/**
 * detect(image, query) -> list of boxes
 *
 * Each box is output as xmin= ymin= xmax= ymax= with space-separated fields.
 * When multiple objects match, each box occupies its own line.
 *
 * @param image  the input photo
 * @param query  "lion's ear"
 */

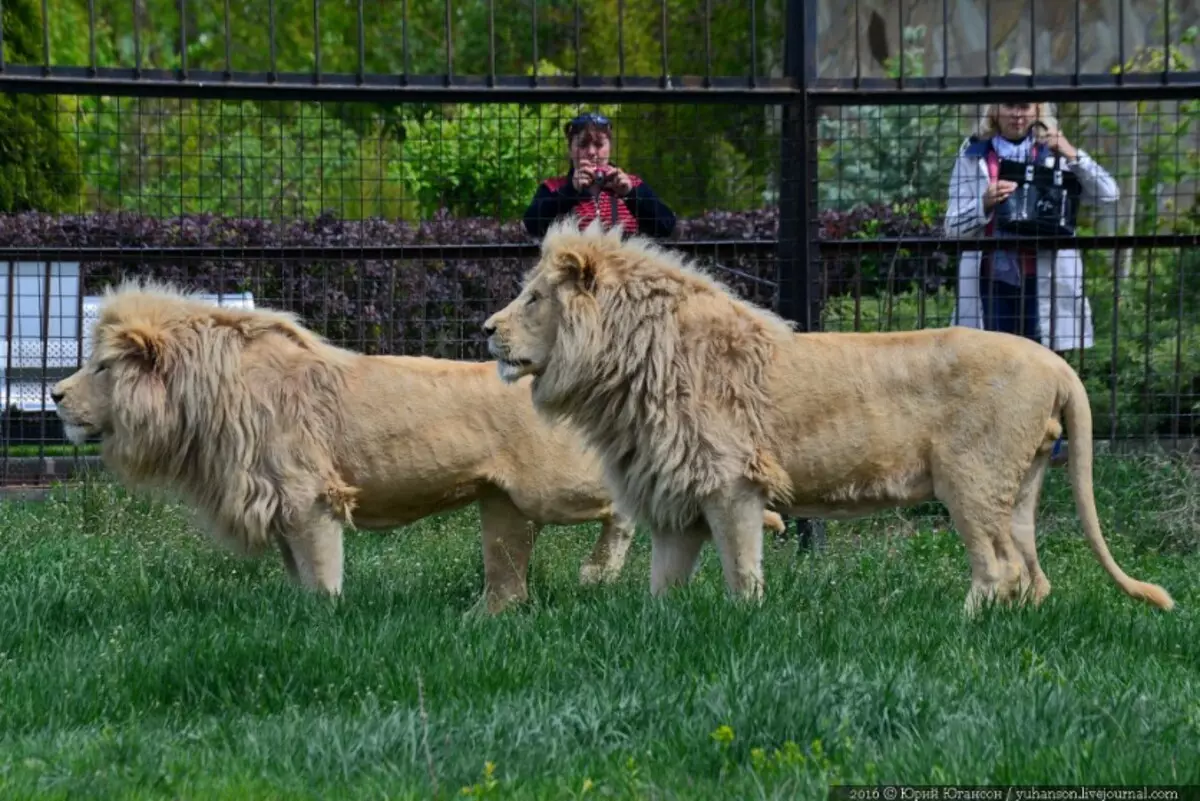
xmin=555 ymin=249 xmax=597 ymax=293
xmin=114 ymin=325 xmax=168 ymax=370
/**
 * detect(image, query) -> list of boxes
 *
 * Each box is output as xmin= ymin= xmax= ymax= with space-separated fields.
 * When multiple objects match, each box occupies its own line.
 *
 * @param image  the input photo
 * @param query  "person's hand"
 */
xmin=606 ymin=167 xmax=634 ymax=197
xmin=983 ymin=179 xmax=1018 ymax=212
xmin=1036 ymin=124 xmax=1079 ymax=161
xmin=572 ymin=165 xmax=597 ymax=192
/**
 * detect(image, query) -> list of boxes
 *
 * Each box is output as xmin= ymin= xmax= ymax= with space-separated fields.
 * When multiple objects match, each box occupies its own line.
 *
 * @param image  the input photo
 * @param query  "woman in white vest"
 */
xmin=943 ymin=70 xmax=1119 ymax=463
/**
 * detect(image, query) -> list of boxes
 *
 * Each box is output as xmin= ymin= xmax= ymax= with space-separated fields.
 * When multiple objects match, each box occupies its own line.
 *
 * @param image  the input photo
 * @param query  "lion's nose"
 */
xmin=482 ymin=321 xmax=497 ymax=337
xmin=50 ymin=388 xmax=65 ymax=403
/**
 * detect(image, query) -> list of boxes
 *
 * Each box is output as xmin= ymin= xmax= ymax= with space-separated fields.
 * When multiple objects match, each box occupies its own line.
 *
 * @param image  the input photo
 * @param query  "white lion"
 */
xmin=482 ymin=218 xmax=1175 ymax=616
xmin=50 ymin=279 xmax=785 ymax=613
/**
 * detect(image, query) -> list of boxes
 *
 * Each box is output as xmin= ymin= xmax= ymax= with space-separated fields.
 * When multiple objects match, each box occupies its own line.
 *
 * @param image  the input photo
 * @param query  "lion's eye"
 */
xmin=526 ymin=291 xmax=541 ymax=306
xmin=94 ymin=361 xmax=110 ymax=374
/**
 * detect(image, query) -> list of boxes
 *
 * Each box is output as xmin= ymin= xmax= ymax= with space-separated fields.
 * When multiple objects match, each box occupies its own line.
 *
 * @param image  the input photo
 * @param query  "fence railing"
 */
xmin=0 ymin=0 xmax=1198 ymax=494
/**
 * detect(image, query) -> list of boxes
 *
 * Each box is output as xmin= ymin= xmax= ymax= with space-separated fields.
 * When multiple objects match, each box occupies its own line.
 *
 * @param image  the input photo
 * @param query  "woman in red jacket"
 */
xmin=523 ymin=112 xmax=677 ymax=239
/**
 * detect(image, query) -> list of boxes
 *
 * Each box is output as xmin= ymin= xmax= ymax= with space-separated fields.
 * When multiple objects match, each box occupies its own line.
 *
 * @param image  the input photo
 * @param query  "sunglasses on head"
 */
xmin=565 ymin=112 xmax=611 ymax=137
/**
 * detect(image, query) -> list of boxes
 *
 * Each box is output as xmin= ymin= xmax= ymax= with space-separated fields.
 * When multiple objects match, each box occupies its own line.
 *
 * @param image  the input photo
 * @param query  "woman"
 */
xmin=944 ymin=77 xmax=1119 ymax=462
xmin=522 ymin=112 xmax=676 ymax=239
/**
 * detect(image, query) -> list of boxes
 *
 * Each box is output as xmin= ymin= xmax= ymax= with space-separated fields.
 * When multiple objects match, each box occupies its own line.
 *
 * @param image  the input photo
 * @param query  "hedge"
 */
xmin=0 ymin=205 xmax=946 ymax=360
xmin=0 ymin=207 xmax=1192 ymax=438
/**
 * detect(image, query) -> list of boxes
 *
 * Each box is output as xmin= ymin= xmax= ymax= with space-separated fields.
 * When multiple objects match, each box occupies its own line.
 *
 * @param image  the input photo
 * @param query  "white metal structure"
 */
xmin=0 ymin=261 xmax=255 ymax=414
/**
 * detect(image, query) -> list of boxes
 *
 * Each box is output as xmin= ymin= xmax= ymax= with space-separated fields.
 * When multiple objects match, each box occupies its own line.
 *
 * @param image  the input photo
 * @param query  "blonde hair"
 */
xmin=974 ymin=66 xmax=1059 ymax=139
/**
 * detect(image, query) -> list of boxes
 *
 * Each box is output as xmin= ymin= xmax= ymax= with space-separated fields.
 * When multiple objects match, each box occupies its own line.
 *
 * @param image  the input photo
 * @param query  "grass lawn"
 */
xmin=0 ymin=455 xmax=1197 ymax=800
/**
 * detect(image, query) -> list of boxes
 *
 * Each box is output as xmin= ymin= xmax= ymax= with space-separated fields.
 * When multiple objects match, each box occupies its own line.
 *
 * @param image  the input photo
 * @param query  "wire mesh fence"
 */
xmin=0 ymin=0 xmax=1197 ymax=491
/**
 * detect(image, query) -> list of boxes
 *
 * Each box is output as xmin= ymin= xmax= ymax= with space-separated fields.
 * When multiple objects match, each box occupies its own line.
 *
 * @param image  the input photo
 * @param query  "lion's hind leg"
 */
xmin=478 ymin=491 xmax=543 ymax=614
xmin=1011 ymin=452 xmax=1052 ymax=606
xmin=935 ymin=464 xmax=1026 ymax=617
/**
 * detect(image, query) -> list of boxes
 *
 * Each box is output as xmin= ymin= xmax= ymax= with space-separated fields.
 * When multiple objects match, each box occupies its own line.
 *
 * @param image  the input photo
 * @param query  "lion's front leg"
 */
xmin=649 ymin=526 xmax=708 ymax=596
xmin=479 ymin=492 xmax=542 ymax=614
xmin=580 ymin=511 xmax=637 ymax=586
xmin=701 ymin=479 xmax=768 ymax=602
xmin=280 ymin=512 xmax=345 ymax=596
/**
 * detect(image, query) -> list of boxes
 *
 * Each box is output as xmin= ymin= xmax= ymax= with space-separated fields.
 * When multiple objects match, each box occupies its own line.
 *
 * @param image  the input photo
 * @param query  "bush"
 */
xmin=0 ymin=203 xmax=1192 ymax=439
xmin=0 ymin=208 xmax=787 ymax=361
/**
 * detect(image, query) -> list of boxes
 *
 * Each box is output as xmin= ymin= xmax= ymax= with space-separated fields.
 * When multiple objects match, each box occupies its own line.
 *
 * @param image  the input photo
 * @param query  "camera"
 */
xmin=592 ymin=168 xmax=616 ymax=188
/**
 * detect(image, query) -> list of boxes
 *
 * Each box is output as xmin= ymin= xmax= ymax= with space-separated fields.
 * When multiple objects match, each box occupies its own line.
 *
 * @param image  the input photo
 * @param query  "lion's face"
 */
xmin=52 ymin=355 xmax=119 ymax=445
xmin=52 ymin=310 xmax=178 ymax=454
xmin=483 ymin=268 xmax=565 ymax=384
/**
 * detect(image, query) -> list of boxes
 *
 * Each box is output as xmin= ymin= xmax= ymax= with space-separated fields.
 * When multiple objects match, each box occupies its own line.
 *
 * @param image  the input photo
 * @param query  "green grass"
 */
xmin=0 ymin=455 xmax=1198 ymax=800
xmin=2 ymin=443 xmax=101 ymax=458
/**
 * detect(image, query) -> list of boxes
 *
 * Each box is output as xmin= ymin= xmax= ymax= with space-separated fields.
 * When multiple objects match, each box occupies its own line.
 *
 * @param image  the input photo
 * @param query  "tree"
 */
xmin=0 ymin=0 xmax=83 ymax=213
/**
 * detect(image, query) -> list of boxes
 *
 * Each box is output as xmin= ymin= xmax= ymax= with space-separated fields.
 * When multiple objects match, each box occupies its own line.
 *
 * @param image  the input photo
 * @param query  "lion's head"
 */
xmin=483 ymin=217 xmax=795 ymax=534
xmin=52 ymin=279 xmax=328 ymax=482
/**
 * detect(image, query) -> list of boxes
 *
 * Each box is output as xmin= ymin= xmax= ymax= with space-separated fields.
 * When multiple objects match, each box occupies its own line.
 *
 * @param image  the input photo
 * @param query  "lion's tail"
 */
xmin=1060 ymin=365 xmax=1175 ymax=611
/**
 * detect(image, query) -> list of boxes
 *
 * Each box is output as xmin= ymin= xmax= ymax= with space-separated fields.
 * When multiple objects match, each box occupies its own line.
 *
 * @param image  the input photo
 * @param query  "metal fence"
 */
xmin=0 ymin=0 xmax=1197 ymax=490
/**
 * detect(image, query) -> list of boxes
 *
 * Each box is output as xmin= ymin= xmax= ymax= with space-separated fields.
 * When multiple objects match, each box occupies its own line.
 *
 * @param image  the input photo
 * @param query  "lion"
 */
xmin=482 ymin=218 xmax=1175 ymax=616
xmin=49 ymin=279 xmax=784 ymax=614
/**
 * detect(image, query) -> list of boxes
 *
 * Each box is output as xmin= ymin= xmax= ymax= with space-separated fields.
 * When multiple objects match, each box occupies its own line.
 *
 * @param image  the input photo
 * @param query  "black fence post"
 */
xmin=776 ymin=0 xmax=825 ymax=554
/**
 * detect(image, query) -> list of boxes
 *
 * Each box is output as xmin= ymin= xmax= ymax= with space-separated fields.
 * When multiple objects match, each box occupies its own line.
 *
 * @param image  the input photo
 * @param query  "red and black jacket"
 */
xmin=522 ymin=166 xmax=677 ymax=239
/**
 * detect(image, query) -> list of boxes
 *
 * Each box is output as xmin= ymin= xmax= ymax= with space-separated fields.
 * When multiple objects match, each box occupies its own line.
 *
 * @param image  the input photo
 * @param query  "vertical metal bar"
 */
xmin=704 ymin=0 xmax=712 ymax=87
xmin=1163 ymin=0 xmax=1171 ymax=84
xmin=749 ymin=0 xmax=758 ymax=87
xmin=1170 ymin=248 xmax=1184 ymax=447
xmin=853 ymin=0 xmax=861 ymax=87
xmin=1028 ymin=0 xmax=1035 ymax=77
xmin=268 ymin=0 xmax=277 ymax=80
xmin=530 ymin=0 xmax=537 ymax=86
xmin=39 ymin=262 xmax=51 ymax=459
xmin=445 ymin=0 xmax=453 ymax=83
xmin=223 ymin=0 xmax=232 ymax=77
xmin=40 ymin=0 xmax=50 ymax=72
xmin=1109 ymin=250 xmax=1121 ymax=441
xmin=402 ymin=0 xmax=410 ymax=84
xmin=178 ymin=0 xmax=188 ymax=78
xmin=984 ymin=0 xmax=991 ymax=81
xmin=88 ymin=0 xmax=97 ymax=74
xmin=313 ymin=0 xmax=321 ymax=82
xmin=356 ymin=0 xmax=365 ymax=83
xmin=3 ymin=265 xmax=15 ymax=485
xmin=897 ymin=0 xmax=904 ymax=86
xmin=778 ymin=0 xmax=825 ymax=553
xmin=941 ymin=0 xmax=948 ymax=83
xmin=573 ymin=0 xmax=581 ymax=86
xmin=618 ymin=0 xmax=626 ymax=84
xmin=132 ymin=0 xmax=142 ymax=77
xmin=487 ymin=0 xmax=495 ymax=86
xmin=1141 ymin=247 xmax=1155 ymax=443
xmin=1117 ymin=0 xmax=1125 ymax=81
xmin=660 ymin=0 xmax=668 ymax=85
xmin=1073 ymin=0 xmax=1080 ymax=80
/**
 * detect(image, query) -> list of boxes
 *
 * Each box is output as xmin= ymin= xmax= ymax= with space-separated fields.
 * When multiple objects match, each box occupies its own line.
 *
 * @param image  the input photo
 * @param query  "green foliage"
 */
xmin=0 ymin=0 xmax=83 ymax=213
xmin=23 ymin=0 xmax=782 ymax=220
xmin=60 ymin=78 xmax=608 ymax=221
xmin=816 ymin=26 xmax=964 ymax=212
xmin=1081 ymin=245 xmax=1200 ymax=439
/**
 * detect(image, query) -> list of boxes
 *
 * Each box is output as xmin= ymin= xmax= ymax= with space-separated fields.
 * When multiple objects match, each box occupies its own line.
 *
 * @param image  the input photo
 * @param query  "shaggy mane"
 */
xmin=530 ymin=218 xmax=796 ymax=534
xmin=94 ymin=279 xmax=356 ymax=557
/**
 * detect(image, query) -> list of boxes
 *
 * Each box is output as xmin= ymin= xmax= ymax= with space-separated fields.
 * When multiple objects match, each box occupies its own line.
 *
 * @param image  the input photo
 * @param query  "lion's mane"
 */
xmin=529 ymin=219 xmax=795 ymax=535
xmin=94 ymin=279 xmax=356 ymax=557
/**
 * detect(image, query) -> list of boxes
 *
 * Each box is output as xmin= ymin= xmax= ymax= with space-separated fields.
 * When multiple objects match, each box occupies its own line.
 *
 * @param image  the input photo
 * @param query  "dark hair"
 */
xmin=564 ymin=112 xmax=611 ymax=141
